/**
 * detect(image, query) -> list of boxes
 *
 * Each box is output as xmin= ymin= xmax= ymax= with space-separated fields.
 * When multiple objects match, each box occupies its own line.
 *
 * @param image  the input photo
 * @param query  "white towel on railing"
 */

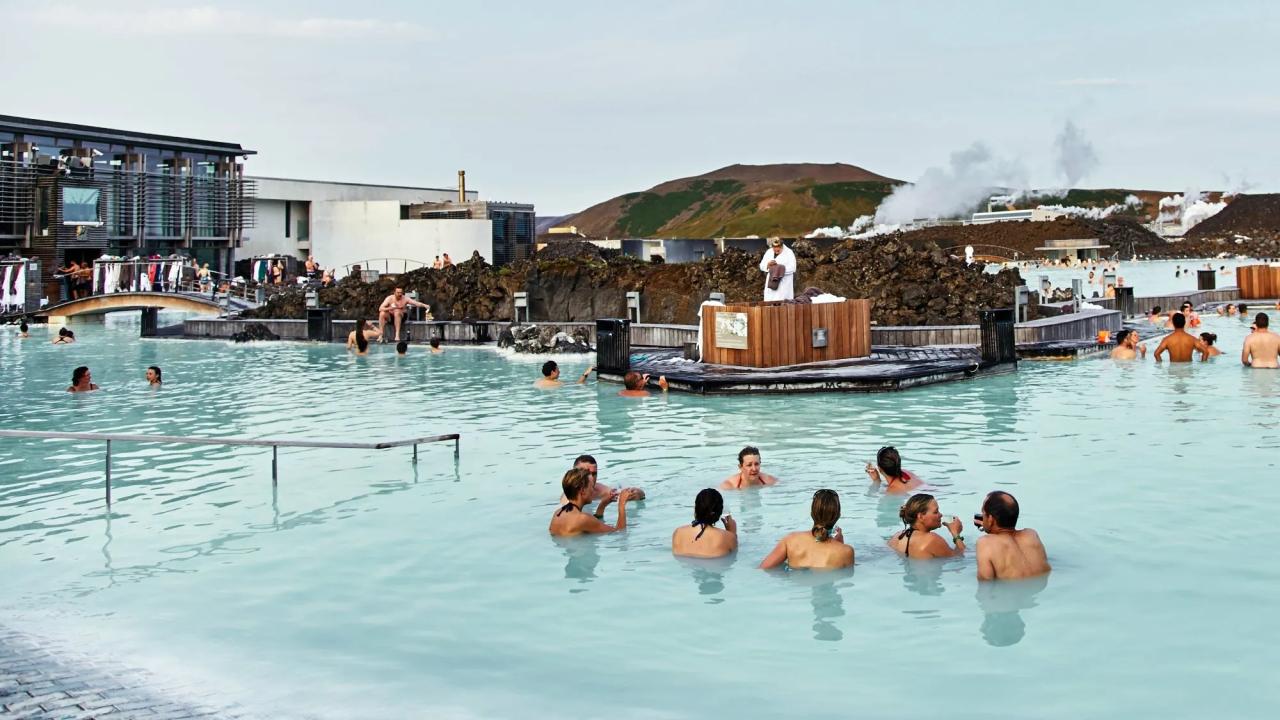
xmin=0 ymin=265 xmax=11 ymax=309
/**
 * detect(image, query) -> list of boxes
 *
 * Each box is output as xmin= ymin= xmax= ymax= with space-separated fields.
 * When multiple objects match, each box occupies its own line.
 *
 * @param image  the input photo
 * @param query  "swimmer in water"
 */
xmin=1199 ymin=333 xmax=1222 ymax=357
xmin=346 ymin=318 xmax=380 ymax=349
xmin=52 ymin=327 xmax=75 ymax=344
xmin=759 ymin=489 xmax=854 ymax=570
xmin=395 ymin=340 xmax=408 ymax=356
xmin=1241 ymin=313 xmax=1280 ymax=368
xmin=349 ymin=323 xmax=371 ymax=355
xmin=429 ymin=337 xmax=443 ymax=353
xmin=18 ymin=321 xmax=29 ymax=338
xmin=1153 ymin=312 xmax=1209 ymax=363
xmin=1110 ymin=329 xmax=1146 ymax=360
xmin=888 ymin=493 xmax=966 ymax=559
xmin=720 ymin=445 xmax=778 ymax=489
xmin=145 ymin=366 xmax=162 ymax=386
xmin=1166 ymin=301 xmax=1200 ymax=329
xmin=864 ymin=446 xmax=921 ymax=494
xmin=66 ymin=366 xmax=98 ymax=393
xmin=558 ymin=454 xmax=645 ymax=508
xmin=1217 ymin=303 xmax=1237 ymax=317
xmin=974 ymin=491 xmax=1051 ymax=581
xmin=1146 ymin=306 xmax=1163 ymax=324
xmin=671 ymin=488 xmax=738 ymax=559
xmin=534 ymin=360 xmax=593 ymax=389
xmin=619 ymin=370 xmax=668 ymax=397
xmin=549 ymin=467 xmax=637 ymax=536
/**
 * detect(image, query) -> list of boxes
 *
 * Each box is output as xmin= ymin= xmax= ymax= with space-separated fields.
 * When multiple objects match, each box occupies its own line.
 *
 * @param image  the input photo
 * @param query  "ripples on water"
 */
xmin=1 ymin=313 xmax=1278 ymax=719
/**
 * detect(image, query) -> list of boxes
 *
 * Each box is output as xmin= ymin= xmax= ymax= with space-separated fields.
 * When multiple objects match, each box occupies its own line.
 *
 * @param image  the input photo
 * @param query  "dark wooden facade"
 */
xmin=1237 ymin=265 xmax=1280 ymax=299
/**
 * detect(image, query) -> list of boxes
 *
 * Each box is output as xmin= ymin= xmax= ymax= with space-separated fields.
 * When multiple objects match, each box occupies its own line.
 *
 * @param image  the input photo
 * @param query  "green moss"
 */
xmin=810 ymin=181 xmax=896 ymax=206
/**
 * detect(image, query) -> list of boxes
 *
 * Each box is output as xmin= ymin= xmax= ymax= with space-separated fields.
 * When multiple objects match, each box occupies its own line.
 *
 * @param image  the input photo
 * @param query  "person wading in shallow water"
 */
xmin=758 ymin=489 xmax=854 ymax=570
xmin=974 ymin=491 xmax=1050 ymax=581
xmin=1242 ymin=312 xmax=1280 ymax=368
xmin=618 ymin=370 xmax=668 ymax=397
xmin=1153 ymin=312 xmax=1209 ymax=363
xmin=889 ymin=493 xmax=966 ymax=559
xmin=672 ymin=488 xmax=737 ymax=559
xmin=66 ymin=366 xmax=98 ymax=393
xmin=721 ymin=446 xmax=778 ymax=489
xmin=549 ymin=467 xmax=638 ymax=537
xmin=865 ymin=446 xmax=921 ymax=494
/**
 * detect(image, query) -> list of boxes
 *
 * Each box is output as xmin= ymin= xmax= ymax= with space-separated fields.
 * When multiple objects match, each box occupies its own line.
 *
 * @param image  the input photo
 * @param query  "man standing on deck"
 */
xmin=1242 ymin=312 xmax=1280 ymax=368
xmin=378 ymin=287 xmax=430 ymax=343
xmin=1153 ymin=312 xmax=1209 ymax=362
xmin=759 ymin=237 xmax=796 ymax=301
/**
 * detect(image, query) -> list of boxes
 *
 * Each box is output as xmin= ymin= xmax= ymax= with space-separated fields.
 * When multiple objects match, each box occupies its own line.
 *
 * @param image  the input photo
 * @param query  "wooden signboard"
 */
xmin=701 ymin=299 xmax=872 ymax=368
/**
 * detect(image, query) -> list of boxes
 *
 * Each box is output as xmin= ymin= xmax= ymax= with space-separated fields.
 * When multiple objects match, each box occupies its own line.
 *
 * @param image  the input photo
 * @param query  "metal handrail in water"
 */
xmin=0 ymin=429 xmax=460 ymax=505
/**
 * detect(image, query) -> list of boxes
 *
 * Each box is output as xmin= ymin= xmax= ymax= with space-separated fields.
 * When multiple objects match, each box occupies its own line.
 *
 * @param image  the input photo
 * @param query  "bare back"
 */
xmin=976 ymin=529 xmax=1050 ymax=580
xmin=1154 ymin=330 xmax=1204 ymax=362
xmin=1243 ymin=331 xmax=1280 ymax=368
xmin=672 ymin=524 xmax=736 ymax=558
xmin=767 ymin=531 xmax=854 ymax=569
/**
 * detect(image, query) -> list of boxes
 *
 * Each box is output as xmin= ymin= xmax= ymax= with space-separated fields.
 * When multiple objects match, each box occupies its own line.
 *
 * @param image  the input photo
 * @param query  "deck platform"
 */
xmin=603 ymin=347 xmax=1015 ymax=394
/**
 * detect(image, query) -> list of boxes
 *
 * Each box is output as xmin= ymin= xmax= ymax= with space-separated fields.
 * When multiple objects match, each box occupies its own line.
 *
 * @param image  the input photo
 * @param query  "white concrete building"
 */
xmin=243 ymin=177 xmax=500 ymax=272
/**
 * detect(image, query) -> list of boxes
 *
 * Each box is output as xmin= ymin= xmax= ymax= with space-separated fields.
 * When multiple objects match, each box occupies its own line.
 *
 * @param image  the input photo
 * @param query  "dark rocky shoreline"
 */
xmin=243 ymin=238 xmax=1022 ymax=327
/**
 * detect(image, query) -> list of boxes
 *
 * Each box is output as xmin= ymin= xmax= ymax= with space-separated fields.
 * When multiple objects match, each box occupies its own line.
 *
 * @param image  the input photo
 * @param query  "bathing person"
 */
xmin=67 ymin=366 xmax=98 ymax=393
xmin=378 ymin=287 xmax=430 ymax=342
xmin=1218 ymin=303 xmax=1238 ymax=316
xmin=1153 ymin=313 xmax=1209 ymax=362
xmin=304 ymin=255 xmax=319 ymax=279
xmin=974 ymin=491 xmax=1051 ymax=581
xmin=534 ymin=360 xmax=593 ymax=388
xmin=145 ymin=366 xmax=162 ymax=386
xmin=888 ymin=493 xmax=966 ymax=559
xmin=347 ymin=318 xmax=381 ymax=349
xmin=1199 ymin=333 xmax=1222 ymax=357
xmin=759 ymin=489 xmax=854 ymax=570
xmin=1167 ymin=301 xmax=1200 ymax=329
xmin=721 ymin=445 xmax=778 ymax=489
xmin=759 ymin=237 xmax=796 ymax=301
xmin=1110 ymin=329 xmax=1146 ymax=360
xmin=1241 ymin=313 xmax=1280 ymax=368
xmin=619 ymin=370 xmax=668 ymax=396
xmin=1146 ymin=306 xmax=1163 ymax=324
xmin=672 ymin=488 xmax=738 ymax=558
xmin=350 ymin=324 xmax=370 ymax=355
xmin=430 ymin=337 xmax=443 ymax=353
xmin=18 ymin=322 xmax=29 ymax=338
xmin=52 ymin=327 xmax=75 ymax=344
xmin=865 ymin=446 xmax=921 ymax=493
xmin=559 ymin=454 xmax=645 ymax=506
xmin=549 ymin=467 xmax=636 ymax=536
xmin=396 ymin=340 xmax=408 ymax=356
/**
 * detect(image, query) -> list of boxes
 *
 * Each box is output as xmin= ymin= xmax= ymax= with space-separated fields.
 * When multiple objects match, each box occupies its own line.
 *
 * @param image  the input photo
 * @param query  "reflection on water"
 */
xmin=976 ymin=574 xmax=1049 ymax=647
xmin=555 ymin=536 xmax=600 ymax=589
xmin=676 ymin=555 xmax=734 ymax=604
xmin=901 ymin=557 xmax=946 ymax=597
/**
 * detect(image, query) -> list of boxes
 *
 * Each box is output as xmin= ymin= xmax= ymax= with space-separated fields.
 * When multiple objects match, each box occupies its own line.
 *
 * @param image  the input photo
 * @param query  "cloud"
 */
xmin=1055 ymin=78 xmax=1128 ymax=87
xmin=22 ymin=4 xmax=429 ymax=41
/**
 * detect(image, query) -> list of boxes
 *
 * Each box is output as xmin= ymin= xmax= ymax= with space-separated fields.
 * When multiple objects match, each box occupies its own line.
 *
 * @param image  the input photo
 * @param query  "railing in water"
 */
xmin=0 ymin=429 xmax=460 ymax=506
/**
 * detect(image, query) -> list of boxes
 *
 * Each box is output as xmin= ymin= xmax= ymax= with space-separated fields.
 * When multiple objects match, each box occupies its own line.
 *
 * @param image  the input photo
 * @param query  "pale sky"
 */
xmin=3 ymin=0 xmax=1277 ymax=214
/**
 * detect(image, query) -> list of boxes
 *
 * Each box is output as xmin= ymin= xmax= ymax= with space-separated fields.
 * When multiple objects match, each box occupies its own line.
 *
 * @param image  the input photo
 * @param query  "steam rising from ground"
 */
xmin=873 ymin=143 xmax=1027 ymax=225
xmin=1054 ymin=120 xmax=1099 ymax=187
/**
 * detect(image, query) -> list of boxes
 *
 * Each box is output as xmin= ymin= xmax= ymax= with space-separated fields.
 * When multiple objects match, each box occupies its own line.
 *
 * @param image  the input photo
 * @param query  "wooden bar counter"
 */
xmin=1236 ymin=265 xmax=1280 ymax=299
xmin=701 ymin=299 xmax=871 ymax=368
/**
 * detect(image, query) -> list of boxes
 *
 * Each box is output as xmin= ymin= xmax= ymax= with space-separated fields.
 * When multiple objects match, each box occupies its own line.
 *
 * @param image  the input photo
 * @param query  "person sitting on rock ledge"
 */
xmin=619 ymin=370 xmax=668 ymax=397
xmin=865 ymin=446 xmax=921 ymax=494
xmin=1110 ymin=329 xmax=1146 ymax=360
xmin=378 ymin=287 xmax=431 ymax=343
xmin=534 ymin=360 xmax=593 ymax=389
xmin=721 ymin=446 xmax=778 ymax=489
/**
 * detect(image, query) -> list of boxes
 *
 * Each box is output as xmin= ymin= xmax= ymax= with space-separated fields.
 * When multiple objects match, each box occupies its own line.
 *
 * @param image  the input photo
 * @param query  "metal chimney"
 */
xmin=458 ymin=170 xmax=466 ymax=203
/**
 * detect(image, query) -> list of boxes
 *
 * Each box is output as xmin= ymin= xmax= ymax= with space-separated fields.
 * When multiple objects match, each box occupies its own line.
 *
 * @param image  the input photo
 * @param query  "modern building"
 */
xmin=0 ymin=115 xmax=255 ymax=299
xmin=971 ymin=208 xmax=1065 ymax=224
xmin=409 ymin=199 xmax=536 ymax=266
xmin=1033 ymin=237 xmax=1110 ymax=262
xmin=245 ymin=177 xmax=481 ymax=273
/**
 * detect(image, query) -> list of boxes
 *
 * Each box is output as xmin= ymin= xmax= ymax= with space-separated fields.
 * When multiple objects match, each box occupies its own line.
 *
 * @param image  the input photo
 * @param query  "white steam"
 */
xmin=873 ymin=142 xmax=1027 ymax=225
xmin=1053 ymin=120 xmax=1099 ymax=187
xmin=1157 ymin=190 xmax=1228 ymax=231
xmin=1038 ymin=194 xmax=1142 ymax=220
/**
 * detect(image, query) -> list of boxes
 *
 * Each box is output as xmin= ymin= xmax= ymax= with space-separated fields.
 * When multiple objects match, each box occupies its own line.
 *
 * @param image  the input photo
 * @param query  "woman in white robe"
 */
xmin=758 ymin=238 xmax=796 ymax=301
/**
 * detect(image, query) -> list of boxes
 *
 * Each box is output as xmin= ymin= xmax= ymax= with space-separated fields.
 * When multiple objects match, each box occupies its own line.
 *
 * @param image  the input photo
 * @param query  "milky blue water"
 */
xmin=999 ymin=257 xmax=1260 ymax=297
xmin=1 ymin=309 xmax=1278 ymax=719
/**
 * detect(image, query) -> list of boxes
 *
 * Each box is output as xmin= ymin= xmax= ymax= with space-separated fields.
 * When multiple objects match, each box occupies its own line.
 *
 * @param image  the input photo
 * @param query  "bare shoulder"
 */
xmin=762 ymin=473 xmax=779 ymax=485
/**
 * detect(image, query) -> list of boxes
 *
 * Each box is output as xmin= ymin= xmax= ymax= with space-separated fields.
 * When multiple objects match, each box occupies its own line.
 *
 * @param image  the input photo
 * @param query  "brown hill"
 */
xmin=1186 ymin=194 xmax=1280 ymax=240
xmin=882 ymin=217 xmax=1166 ymax=259
xmin=565 ymin=163 xmax=903 ymax=239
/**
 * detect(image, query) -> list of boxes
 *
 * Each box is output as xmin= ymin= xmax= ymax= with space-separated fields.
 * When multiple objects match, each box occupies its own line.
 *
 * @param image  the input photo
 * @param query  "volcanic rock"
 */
xmin=231 ymin=323 xmax=280 ymax=343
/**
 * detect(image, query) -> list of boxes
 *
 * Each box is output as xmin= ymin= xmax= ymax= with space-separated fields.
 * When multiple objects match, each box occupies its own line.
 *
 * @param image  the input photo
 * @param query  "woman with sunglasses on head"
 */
xmin=759 ymin=489 xmax=854 ymax=570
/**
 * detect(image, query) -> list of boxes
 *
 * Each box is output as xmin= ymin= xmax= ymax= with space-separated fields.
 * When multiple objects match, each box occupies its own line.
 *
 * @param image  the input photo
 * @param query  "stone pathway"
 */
xmin=0 ymin=626 xmax=257 ymax=720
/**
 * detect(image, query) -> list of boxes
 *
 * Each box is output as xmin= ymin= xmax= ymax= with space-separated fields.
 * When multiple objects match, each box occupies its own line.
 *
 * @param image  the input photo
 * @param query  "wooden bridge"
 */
xmin=941 ymin=244 xmax=1022 ymax=263
xmin=37 ymin=291 xmax=225 ymax=319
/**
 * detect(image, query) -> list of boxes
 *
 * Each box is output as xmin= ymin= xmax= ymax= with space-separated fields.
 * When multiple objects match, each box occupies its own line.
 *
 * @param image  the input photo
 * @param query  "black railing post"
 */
xmin=1197 ymin=269 xmax=1216 ymax=291
xmin=307 ymin=306 xmax=333 ymax=341
xmin=140 ymin=307 xmax=158 ymax=337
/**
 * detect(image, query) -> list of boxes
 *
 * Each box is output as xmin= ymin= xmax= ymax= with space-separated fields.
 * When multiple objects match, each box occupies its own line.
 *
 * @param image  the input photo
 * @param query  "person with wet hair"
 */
xmin=864 ymin=446 xmax=921 ymax=494
xmin=66 ymin=366 xmax=98 ymax=393
xmin=974 ymin=491 xmax=1050 ymax=581
xmin=17 ymin=321 xmax=29 ymax=338
xmin=759 ymin=489 xmax=854 ymax=570
xmin=145 ymin=366 xmax=162 ymax=386
xmin=672 ymin=488 xmax=737 ymax=558
xmin=1242 ymin=312 xmax=1280 ymax=368
xmin=429 ymin=337 xmax=443 ymax=353
xmin=1198 ymin=332 xmax=1222 ymax=357
xmin=558 ymin=453 xmax=645 ymax=508
xmin=395 ymin=340 xmax=408 ymax=356
xmin=1153 ymin=312 xmax=1209 ymax=362
xmin=346 ymin=318 xmax=380 ymax=351
xmin=52 ymin=327 xmax=75 ymax=344
xmin=619 ymin=370 xmax=668 ymax=397
xmin=549 ymin=467 xmax=637 ymax=536
xmin=721 ymin=445 xmax=778 ymax=489
xmin=1110 ymin=329 xmax=1146 ymax=360
xmin=1146 ymin=306 xmax=1163 ymax=324
xmin=888 ymin=493 xmax=965 ymax=559
xmin=534 ymin=360 xmax=593 ymax=389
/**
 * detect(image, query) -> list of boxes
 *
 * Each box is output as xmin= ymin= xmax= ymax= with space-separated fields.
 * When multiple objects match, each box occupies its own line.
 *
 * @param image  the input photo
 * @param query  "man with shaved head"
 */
xmin=974 ymin=491 xmax=1051 ymax=581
